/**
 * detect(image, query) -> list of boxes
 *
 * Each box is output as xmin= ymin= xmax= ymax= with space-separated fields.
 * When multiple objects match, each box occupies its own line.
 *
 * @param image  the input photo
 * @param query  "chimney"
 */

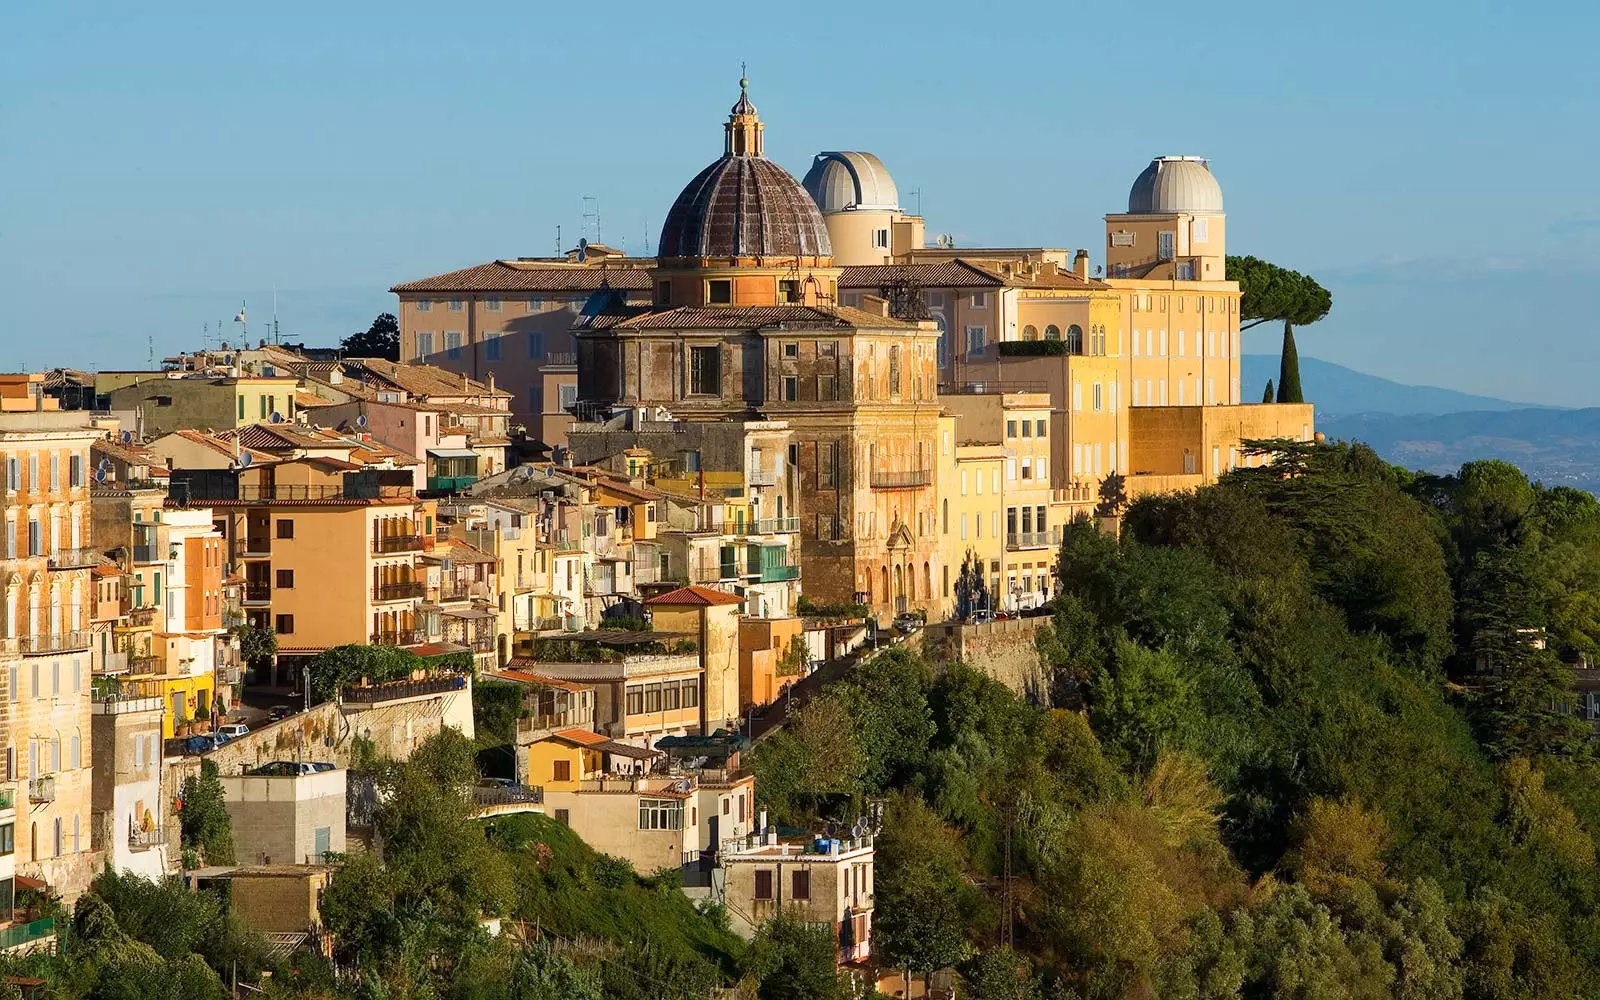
xmin=461 ymin=372 xmax=469 ymax=390
xmin=1073 ymin=249 xmax=1089 ymax=279
xmin=487 ymin=372 xmax=496 ymax=394
xmin=329 ymin=368 xmax=343 ymax=385
xmin=860 ymin=293 xmax=891 ymax=317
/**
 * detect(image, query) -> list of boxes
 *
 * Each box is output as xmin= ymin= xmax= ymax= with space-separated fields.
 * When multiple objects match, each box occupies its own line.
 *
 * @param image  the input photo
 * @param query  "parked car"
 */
xmin=184 ymin=734 xmax=219 ymax=755
xmin=266 ymin=705 xmax=293 ymax=722
xmin=966 ymin=609 xmax=997 ymax=625
xmin=250 ymin=760 xmax=332 ymax=777
xmin=893 ymin=612 xmax=923 ymax=635
xmin=216 ymin=723 xmax=250 ymax=741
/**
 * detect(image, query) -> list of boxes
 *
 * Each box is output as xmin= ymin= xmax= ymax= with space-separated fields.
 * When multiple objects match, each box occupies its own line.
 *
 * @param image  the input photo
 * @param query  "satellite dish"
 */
xmin=120 ymin=430 xmax=133 ymax=444
xmin=576 ymin=237 xmax=589 ymax=263
xmin=96 ymin=457 xmax=112 ymax=474
xmin=93 ymin=467 xmax=106 ymax=483
xmin=355 ymin=413 xmax=368 ymax=428
xmin=237 ymin=452 xmax=253 ymax=469
xmin=269 ymin=412 xmax=283 ymax=424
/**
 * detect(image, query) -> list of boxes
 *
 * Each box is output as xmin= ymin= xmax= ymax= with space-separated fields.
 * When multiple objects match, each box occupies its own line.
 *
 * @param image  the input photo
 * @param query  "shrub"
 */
xmin=998 ymin=340 xmax=1069 ymax=356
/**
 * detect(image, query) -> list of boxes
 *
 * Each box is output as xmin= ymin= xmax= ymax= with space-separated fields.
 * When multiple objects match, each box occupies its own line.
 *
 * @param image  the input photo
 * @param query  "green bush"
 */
xmin=998 ymin=340 xmax=1069 ymax=356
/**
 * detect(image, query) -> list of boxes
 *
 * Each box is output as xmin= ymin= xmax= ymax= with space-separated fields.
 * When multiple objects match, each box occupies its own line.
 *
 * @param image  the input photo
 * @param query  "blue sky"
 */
xmin=4 ymin=0 xmax=1599 ymax=404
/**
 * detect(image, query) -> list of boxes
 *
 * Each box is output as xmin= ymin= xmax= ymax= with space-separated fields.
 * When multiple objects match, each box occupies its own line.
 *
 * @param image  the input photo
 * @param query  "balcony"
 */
xmin=18 ymin=631 xmax=92 ymax=655
xmin=371 ymin=629 xmax=425 ymax=647
xmin=758 ymin=564 xmax=800 ymax=583
xmin=550 ymin=532 xmax=583 ymax=553
xmin=473 ymin=783 xmax=544 ymax=808
xmin=871 ymin=469 xmax=931 ymax=490
xmin=132 ymin=542 xmax=160 ymax=564
xmin=127 ymin=655 xmax=162 ymax=675
xmin=243 ymin=584 xmax=271 ymax=604
xmin=48 ymin=547 xmax=99 ymax=569
xmin=1007 ymin=531 xmax=1051 ymax=549
xmin=748 ymin=468 xmax=778 ymax=487
xmin=438 ymin=583 xmax=473 ymax=603
xmin=427 ymin=475 xmax=479 ymax=493
xmin=543 ymin=351 xmax=577 ymax=366
xmin=468 ymin=634 xmax=496 ymax=654
xmin=372 ymin=581 xmax=426 ymax=602
xmin=29 ymin=776 xmax=56 ymax=803
xmin=129 ymin=826 xmax=167 ymax=851
xmin=97 ymin=651 xmax=129 ymax=675
xmin=0 ymin=917 xmax=57 ymax=953
xmin=341 ymin=673 xmax=467 ymax=705
xmin=126 ymin=606 xmax=159 ymax=627
xmin=372 ymin=535 xmax=426 ymax=554
xmin=239 ymin=536 xmax=272 ymax=558
xmin=583 ymin=574 xmax=619 ymax=597
xmin=188 ymin=483 xmax=417 ymax=502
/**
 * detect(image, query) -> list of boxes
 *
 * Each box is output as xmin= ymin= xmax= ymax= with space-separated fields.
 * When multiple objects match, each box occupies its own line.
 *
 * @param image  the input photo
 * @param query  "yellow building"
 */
xmin=100 ymin=373 xmax=303 ymax=436
xmin=643 ymin=585 xmax=746 ymax=733
xmin=0 ymin=409 xmax=103 ymax=901
xmin=524 ymin=728 xmax=606 ymax=791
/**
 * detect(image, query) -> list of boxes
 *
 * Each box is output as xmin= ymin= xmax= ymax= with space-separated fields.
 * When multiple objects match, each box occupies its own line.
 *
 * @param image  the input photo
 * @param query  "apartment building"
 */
xmin=643 ymin=586 xmax=746 ymax=733
xmin=722 ymin=832 xmax=874 ymax=962
xmin=100 ymin=371 xmax=302 ymax=436
xmin=0 ymin=410 xmax=102 ymax=900
xmin=90 ymin=694 xmax=167 ymax=879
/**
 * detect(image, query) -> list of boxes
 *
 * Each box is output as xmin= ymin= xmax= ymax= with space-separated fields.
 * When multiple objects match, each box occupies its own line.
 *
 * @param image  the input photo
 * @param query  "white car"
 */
xmin=216 ymin=723 xmax=250 ymax=741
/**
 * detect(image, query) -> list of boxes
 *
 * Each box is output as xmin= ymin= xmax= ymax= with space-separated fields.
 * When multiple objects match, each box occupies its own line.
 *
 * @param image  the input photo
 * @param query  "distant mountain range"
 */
xmin=1240 ymin=354 xmax=1545 ymax=416
xmin=1236 ymin=355 xmax=1596 ymax=492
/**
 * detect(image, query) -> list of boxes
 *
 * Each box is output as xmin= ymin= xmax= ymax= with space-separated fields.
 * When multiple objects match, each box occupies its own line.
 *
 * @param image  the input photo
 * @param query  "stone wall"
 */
xmin=922 ymin=617 xmax=1049 ymax=700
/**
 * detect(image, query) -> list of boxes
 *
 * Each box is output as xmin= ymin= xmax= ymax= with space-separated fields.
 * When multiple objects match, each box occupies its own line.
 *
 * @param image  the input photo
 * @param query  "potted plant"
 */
xmin=194 ymin=702 xmax=211 ymax=732
xmin=175 ymin=712 xmax=192 ymax=738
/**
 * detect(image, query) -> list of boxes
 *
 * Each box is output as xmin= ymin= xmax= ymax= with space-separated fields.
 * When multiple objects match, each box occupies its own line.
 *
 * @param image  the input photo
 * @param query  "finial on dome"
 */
xmin=731 ymin=64 xmax=757 ymax=117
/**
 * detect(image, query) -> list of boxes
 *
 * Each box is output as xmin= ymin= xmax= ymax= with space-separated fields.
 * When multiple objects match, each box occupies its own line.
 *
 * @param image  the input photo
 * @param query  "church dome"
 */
xmin=802 ymin=151 xmax=900 ymax=214
xmin=657 ymin=78 xmax=832 ymax=261
xmin=1126 ymin=156 xmax=1224 ymax=214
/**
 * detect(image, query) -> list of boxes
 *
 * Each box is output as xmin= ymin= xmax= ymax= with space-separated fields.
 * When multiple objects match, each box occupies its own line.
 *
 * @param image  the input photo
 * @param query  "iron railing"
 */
xmin=373 ymin=581 xmax=426 ymax=601
xmin=748 ymin=469 xmax=778 ymax=487
xmin=239 ymin=537 xmax=272 ymax=557
xmin=1006 ymin=531 xmax=1051 ymax=549
xmin=18 ymin=631 xmax=92 ymax=655
xmin=129 ymin=827 xmax=166 ymax=851
xmin=372 ymin=535 xmax=425 ymax=554
xmin=370 ymin=629 xmax=424 ymax=647
xmin=29 ymin=776 xmax=56 ymax=803
xmin=870 ymin=469 xmax=931 ymax=489
xmin=438 ymin=584 xmax=474 ymax=602
xmin=938 ymin=380 xmax=1050 ymax=395
xmin=341 ymin=674 xmax=466 ymax=704
xmin=48 ymin=547 xmax=99 ymax=569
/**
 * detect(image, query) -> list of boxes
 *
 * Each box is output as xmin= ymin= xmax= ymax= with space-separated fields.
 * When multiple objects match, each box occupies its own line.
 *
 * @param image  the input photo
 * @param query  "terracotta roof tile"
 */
xmin=342 ymin=359 xmax=511 ymax=399
xmin=552 ymin=727 xmax=609 ymax=746
xmin=390 ymin=261 xmax=655 ymax=294
xmin=838 ymin=260 xmax=1006 ymax=290
xmin=644 ymin=584 xmax=746 ymax=607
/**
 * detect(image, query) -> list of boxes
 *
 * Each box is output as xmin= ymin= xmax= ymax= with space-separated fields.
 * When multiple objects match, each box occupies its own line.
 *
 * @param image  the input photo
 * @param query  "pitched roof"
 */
xmin=584 ymin=304 xmax=920 ymax=333
xmin=839 ymin=260 xmax=1005 ymax=290
xmin=644 ymin=585 xmax=746 ymax=607
xmin=343 ymin=358 xmax=510 ymax=399
xmin=551 ymin=727 xmax=609 ymax=747
xmin=390 ymin=261 xmax=656 ymax=294
xmin=492 ymin=667 xmax=595 ymax=692
xmin=232 ymin=424 xmax=342 ymax=452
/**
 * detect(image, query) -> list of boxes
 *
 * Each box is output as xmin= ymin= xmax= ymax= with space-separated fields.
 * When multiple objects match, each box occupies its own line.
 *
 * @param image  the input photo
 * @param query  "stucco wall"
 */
xmin=219 ymin=770 xmax=347 ymax=866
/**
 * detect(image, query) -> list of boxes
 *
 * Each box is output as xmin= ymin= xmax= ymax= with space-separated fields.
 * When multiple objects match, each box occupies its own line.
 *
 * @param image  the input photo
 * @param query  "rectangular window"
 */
xmin=690 ymin=346 xmax=721 ymax=394
xmin=416 ymin=332 xmax=434 ymax=357
xmin=554 ymin=808 xmax=570 ymax=825
xmin=626 ymin=686 xmax=644 ymax=716
xmin=1006 ymin=420 xmax=1017 ymax=438
xmin=485 ymin=333 xmax=501 ymax=361
xmin=965 ymin=326 xmax=985 ymax=357
xmin=50 ymin=455 xmax=59 ymax=492
xmin=416 ymin=298 xmax=431 ymax=312
xmin=275 ymin=614 xmax=294 ymax=634
xmin=553 ymin=759 xmax=571 ymax=782
xmin=526 ymin=331 xmax=545 ymax=360
xmin=69 ymin=454 xmax=83 ymax=487
xmin=818 ymin=375 xmax=836 ymax=400
xmin=971 ymin=291 xmax=989 ymax=309
xmin=1072 ymin=383 xmax=1082 ymax=412
xmin=792 ymin=869 xmax=811 ymax=900
xmin=755 ymin=870 xmax=774 ymax=900
xmin=779 ymin=280 xmax=800 ymax=303
xmin=708 ymin=279 xmax=733 ymax=304
xmin=1159 ymin=330 xmax=1168 ymax=355
xmin=485 ymin=297 xmax=501 ymax=312
xmin=1022 ymin=458 xmax=1032 ymax=480
xmin=449 ymin=299 xmax=464 ymax=312
xmin=819 ymin=442 xmax=838 ymax=489
xmin=638 ymin=797 xmax=685 ymax=830
xmin=1193 ymin=217 xmax=1209 ymax=243
xmin=1036 ymin=419 xmax=1046 ymax=437
xmin=276 ymin=569 xmax=294 ymax=589
xmin=872 ymin=228 xmax=889 ymax=249
xmin=558 ymin=383 xmax=578 ymax=410
xmin=445 ymin=331 xmax=463 ymax=360
xmin=1093 ymin=383 xmax=1103 ymax=411
xmin=277 ymin=519 xmax=294 ymax=539
xmin=782 ymin=376 xmax=798 ymax=402
xmin=0 ymin=822 xmax=12 ymax=856
xmin=6 ymin=458 xmax=17 ymax=491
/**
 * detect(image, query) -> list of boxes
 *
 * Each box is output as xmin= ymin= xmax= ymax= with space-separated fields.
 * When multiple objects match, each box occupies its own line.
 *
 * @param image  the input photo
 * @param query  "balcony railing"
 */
xmin=189 ymin=483 xmax=417 ymax=502
xmin=468 ymin=634 xmax=496 ymax=654
xmin=18 ymin=631 xmax=92 ymax=655
xmin=29 ymin=776 xmax=56 ymax=803
xmin=239 ymin=537 xmax=271 ymax=557
xmin=583 ymin=575 xmax=619 ymax=596
xmin=1006 ymin=531 xmax=1051 ymax=549
xmin=371 ymin=629 xmax=425 ymax=647
xmin=48 ymin=547 xmax=99 ymax=569
xmin=126 ymin=607 xmax=159 ymax=627
xmin=544 ymin=352 xmax=577 ymax=366
xmin=129 ymin=826 xmax=166 ymax=851
xmin=341 ymin=673 xmax=467 ymax=704
xmin=372 ymin=535 xmax=426 ymax=554
xmin=132 ymin=543 xmax=160 ymax=564
xmin=748 ymin=469 xmax=779 ymax=487
xmin=517 ymin=711 xmax=592 ymax=734
xmin=473 ymin=783 xmax=544 ymax=807
xmin=372 ymin=581 xmax=426 ymax=601
xmin=438 ymin=583 xmax=473 ymax=603
xmin=128 ymin=655 xmax=162 ymax=674
xmin=0 ymin=917 xmax=57 ymax=952
xmin=244 ymin=584 xmax=271 ymax=603
xmin=870 ymin=469 xmax=931 ymax=489
xmin=96 ymin=651 xmax=129 ymax=675
xmin=758 ymin=564 xmax=800 ymax=583
xmin=549 ymin=533 xmax=583 ymax=553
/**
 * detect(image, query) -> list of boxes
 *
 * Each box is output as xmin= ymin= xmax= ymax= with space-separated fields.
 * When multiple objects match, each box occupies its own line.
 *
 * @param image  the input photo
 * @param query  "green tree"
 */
xmin=308 ymin=643 xmax=427 ymax=702
xmin=741 ymin=912 xmax=854 ymax=1000
xmin=873 ymin=794 xmax=976 ymax=989
xmin=1226 ymin=255 xmax=1332 ymax=405
xmin=1096 ymin=471 xmax=1128 ymax=518
xmin=956 ymin=547 xmax=991 ymax=620
xmin=1262 ymin=378 xmax=1275 ymax=403
xmin=179 ymin=759 xmax=235 ymax=864
xmin=233 ymin=622 xmax=276 ymax=669
xmin=343 ymin=312 xmax=401 ymax=361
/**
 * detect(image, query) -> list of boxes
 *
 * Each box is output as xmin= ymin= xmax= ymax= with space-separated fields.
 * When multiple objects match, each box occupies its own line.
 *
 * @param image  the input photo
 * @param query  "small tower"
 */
xmin=1104 ymin=156 xmax=1227 ymax=281
xmin=724 ymin=70 xmax=764 ymax=157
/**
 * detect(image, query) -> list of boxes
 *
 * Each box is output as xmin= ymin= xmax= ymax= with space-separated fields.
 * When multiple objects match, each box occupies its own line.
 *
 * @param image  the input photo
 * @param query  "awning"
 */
xmin=443 ymin=607 xmax=496 ymax=620
xmin=427 ymin=448 xmax=480 ymax=460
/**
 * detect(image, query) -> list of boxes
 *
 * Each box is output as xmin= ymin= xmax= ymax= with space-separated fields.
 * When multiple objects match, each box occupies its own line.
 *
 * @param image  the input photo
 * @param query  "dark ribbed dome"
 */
xmin=659 ymin=156 xmax=833 ymax=260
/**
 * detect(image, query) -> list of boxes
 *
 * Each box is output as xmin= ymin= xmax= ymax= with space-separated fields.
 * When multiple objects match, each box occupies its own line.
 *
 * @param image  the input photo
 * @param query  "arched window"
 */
xmin=1045 ymin=325 xmax=1061 ymax=340
xmin=933 ymin=316 xmax=949 ymax=368
xmin=1022 ymin=325 xmax=1038 ymax=342
xmin=1066 ymin=325 xmax=1084 ymax=354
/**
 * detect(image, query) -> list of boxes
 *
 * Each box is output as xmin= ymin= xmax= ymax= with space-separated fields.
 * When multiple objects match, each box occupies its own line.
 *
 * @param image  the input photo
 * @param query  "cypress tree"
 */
xmin=1262 ymin=379 xmax=1275 ymax=404
xmin=1276 ymin=324 xmax=1304 ymax=403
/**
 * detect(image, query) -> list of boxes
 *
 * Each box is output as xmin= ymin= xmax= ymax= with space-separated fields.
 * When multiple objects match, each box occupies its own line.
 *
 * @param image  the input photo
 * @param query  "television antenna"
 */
xmin=908 ymin=187 xmax=922 ymax=217
xmin=581 ymin=196 xmax=601 ymax=244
